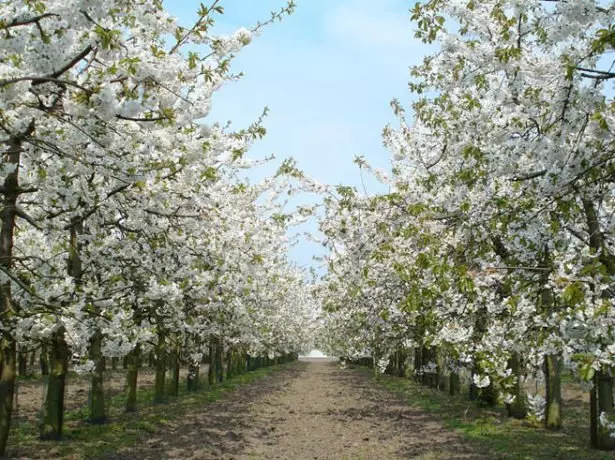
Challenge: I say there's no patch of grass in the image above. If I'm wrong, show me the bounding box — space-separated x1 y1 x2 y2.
366 369 615 460
8 363 292 459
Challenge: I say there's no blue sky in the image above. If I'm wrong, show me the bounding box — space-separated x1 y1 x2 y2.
166 1 433 270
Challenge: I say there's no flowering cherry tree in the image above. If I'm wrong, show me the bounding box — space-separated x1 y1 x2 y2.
319 0 615 450
0 0 317 455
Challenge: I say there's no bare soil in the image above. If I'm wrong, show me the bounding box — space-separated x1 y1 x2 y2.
108 359 490 460
13 366 197 424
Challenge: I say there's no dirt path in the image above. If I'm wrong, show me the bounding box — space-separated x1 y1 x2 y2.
112 359 489 460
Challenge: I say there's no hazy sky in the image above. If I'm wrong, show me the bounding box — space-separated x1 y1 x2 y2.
166 1 433 270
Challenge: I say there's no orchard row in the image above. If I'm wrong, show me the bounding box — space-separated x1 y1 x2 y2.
318 0 615 451
0 0 314 456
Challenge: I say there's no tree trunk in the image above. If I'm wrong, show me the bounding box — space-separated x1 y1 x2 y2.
18 351 27 377
583 200 615 449
168 349 179 398
544 354 562 429
187 362 200 392
215 338 223 383
125 345 140 412
414 347 423 384
595 370 615 450
507 352 528 419
39 343 49 376
226 349 233 379
208 341 215 386
591 379 598 448
28 349 35 370
449 371 460 396
397 349 406 378
88 329 106 424
541 282 562 429
0 123 34 456
154 339 166 404
40 326 68 440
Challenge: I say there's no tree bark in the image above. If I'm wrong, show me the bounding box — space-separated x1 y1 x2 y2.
591 379 598 448
153 336 166 404
39 343 49 376
18 351 27 377
40 326 68 440
214 338 223 383
168 348 179 398
208 341 215 385
507 352 528 419
125 345 140 412
88 329 106 424
595 370 615 450
449 370 460 396
544 354 562 429
225 348 233 379
583 200 615 447
187 361 200 392
0 123 34 455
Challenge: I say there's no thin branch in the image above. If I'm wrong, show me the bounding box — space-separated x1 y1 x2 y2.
116 114 167 122
0 45 93 89
576 67 615 80
2 13 58 28
510 169 547 181
15 206 41 230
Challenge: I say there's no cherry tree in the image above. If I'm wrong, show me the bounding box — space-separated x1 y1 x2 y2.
320 0 615 450
0 0 318 454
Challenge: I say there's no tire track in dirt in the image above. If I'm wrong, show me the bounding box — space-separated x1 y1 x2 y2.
109 359 489 459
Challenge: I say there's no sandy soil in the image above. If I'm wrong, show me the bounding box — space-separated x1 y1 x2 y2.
109 359 490 460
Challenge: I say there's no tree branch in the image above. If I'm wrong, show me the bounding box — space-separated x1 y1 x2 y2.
510 169 547 181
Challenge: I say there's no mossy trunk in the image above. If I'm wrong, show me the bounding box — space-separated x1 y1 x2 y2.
591 380 598 448
422 347 439 388
187 362 200 392
0 123 33 456
153 341 166 404
17 351 27 377
233 352 242 376
238 353 246 374
39 343 49 376
538 280 561 429
226 349 233 379
583 200 615 449
413 347 423 384
40 327 68 440
507 353 528 419
215 338 223 383
594 370 615 450
111 357 118 371
124 345 140 413
208 341 215 385
168 350 179 398
449 371 460 396
0 336 16 454
88 329 106 424
396 349 407 378
544 354 562 429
